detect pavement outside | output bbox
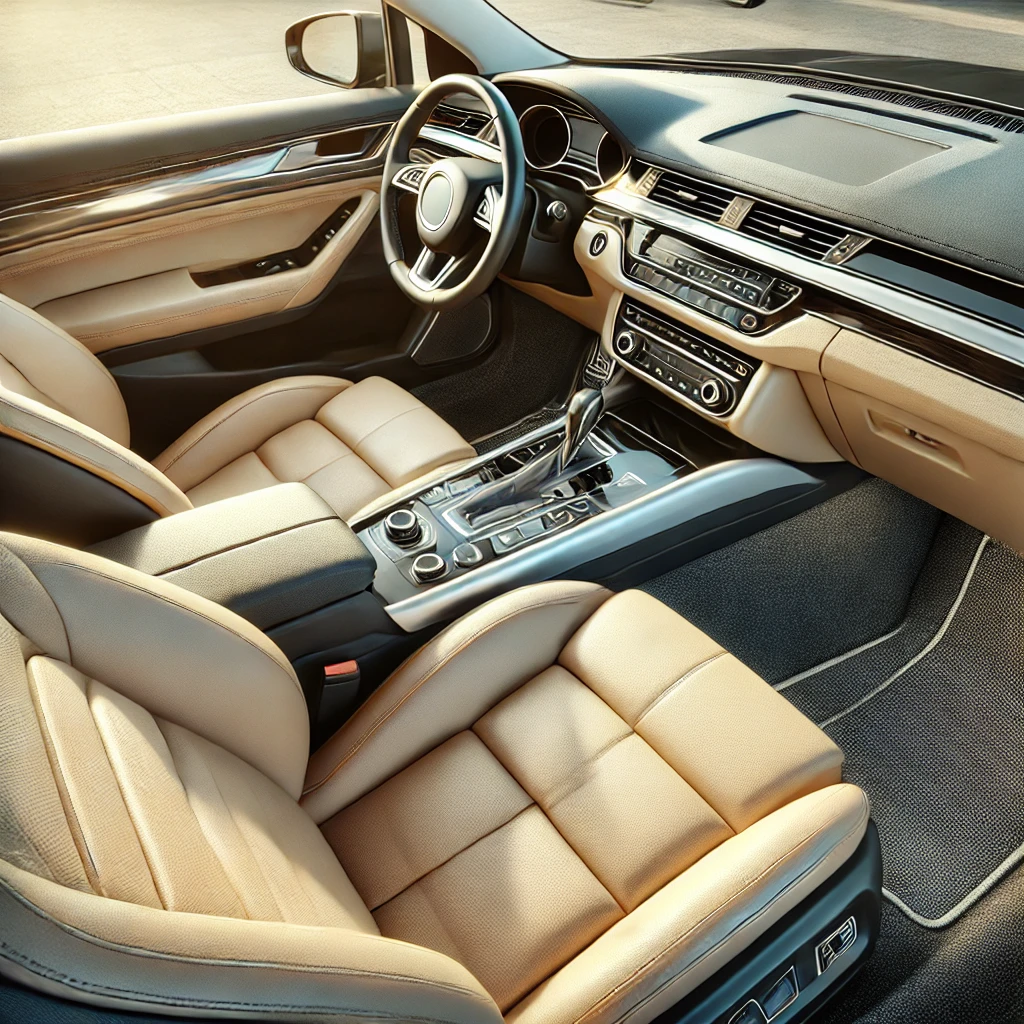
[1,0,1023,141]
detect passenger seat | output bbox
[0,533,876,1023]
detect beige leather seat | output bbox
[0,531,870,1023]
[0,293,476,521]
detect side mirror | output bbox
[285,12,387,89]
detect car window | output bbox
[0,1,383,141]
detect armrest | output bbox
[90,483,376,629]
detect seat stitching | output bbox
[544,732,634,811]
[86,679,169,911]
[0,878,498,1013]
[159,381,349,473]
[155,722,259,923]
[570,791,871,1024]
[347,406,424,455]
[302,592,608,795]
[470,729,628,916]
[632,653,728,728]
[24,667,98,891]
[362,803,538,913]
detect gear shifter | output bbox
[460,388,606,521]
[560,388,605,469]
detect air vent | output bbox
[428,103,491,137]
[739,201,848,258]
[648,169,738,222]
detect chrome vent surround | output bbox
[428,103,492,137]
[646,169,738,222]
[739,201,849,258]
[632,164,865,262]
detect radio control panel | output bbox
[612,301,759,417]
[625,222,802,333]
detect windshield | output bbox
[487,0,1024,82]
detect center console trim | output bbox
[383,458,819,631]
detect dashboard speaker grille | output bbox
[739,201,848,258]
[647,169,738,222]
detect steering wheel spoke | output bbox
[473,185,501,233]
[392,162,427,195]
[408,247,459,292]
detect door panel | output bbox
[2,180,380,351]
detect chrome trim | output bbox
[384,458,818,631]
[417,124,501,163]
[598,186,1024,368]
[626,228,803,315]
[408,248,457,291]
[0,121,395,255]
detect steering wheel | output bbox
[381,74,526,312]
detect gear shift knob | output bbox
[560,388,605,469]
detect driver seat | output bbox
[0,293,476,529]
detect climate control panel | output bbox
[612,301,759,417]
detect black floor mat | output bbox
[412,285,591,445]
[783,524,1024,927]
[641,478,942,684]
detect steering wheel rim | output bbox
[381,74,526,312]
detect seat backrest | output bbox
[0,293,130,445]
[0,532,498,1024]
[0,294,191,541]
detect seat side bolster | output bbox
[153,376,352,493]
[506,783,871,1024]
[0,861,503,1024]
[302,580,613,823]
[0,389,190,517]
[0,532,309,800]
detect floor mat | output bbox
[782,524,1024,927]
[641,477,942,684]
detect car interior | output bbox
[0,2,1022,1022]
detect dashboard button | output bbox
[452,543,484,568]
[411,552,447,584]
[589,231,608,257]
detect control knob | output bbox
[411,552,447,584]
[699,378,729,412]
[614,330,639,357]
[384,508,421,546]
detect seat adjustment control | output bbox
[411,552,447,584]
[384,509,421,546]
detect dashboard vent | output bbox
[428,103,491,137]
[647,170,738,222]
[739,201,848,258]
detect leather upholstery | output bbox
[0,539,869,1024]
[155,374,477,520]
[315,586,861,1020]
[0,291,475,524]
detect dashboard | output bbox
[418,66,1024,554]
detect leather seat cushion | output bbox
[317,588,862,1018]
[157,375,476,520]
